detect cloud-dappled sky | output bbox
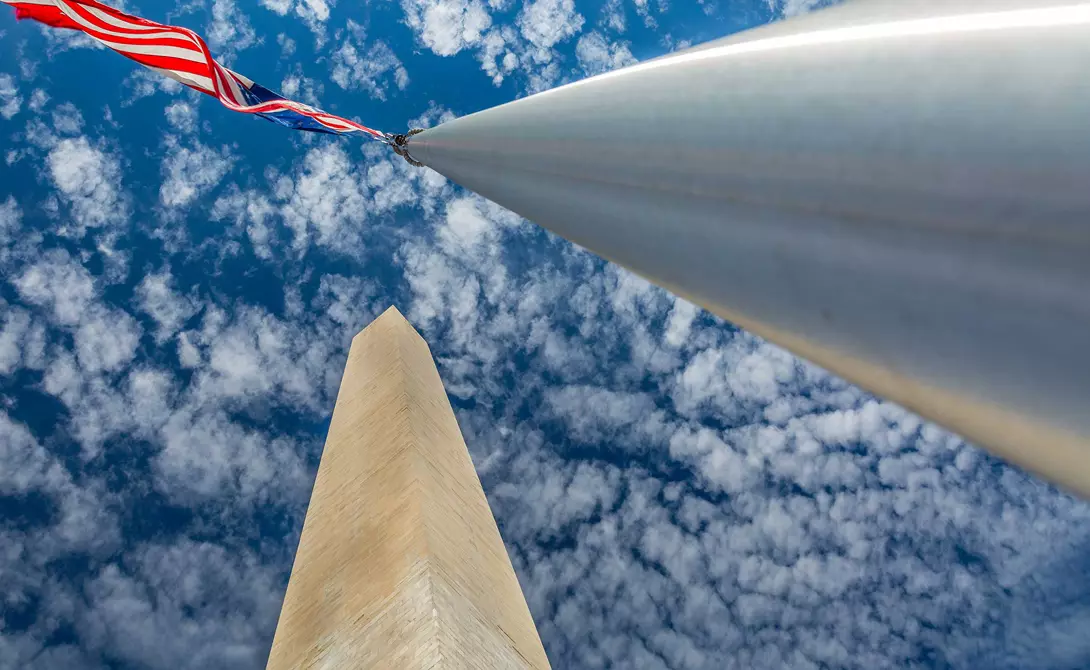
[2,0,1090,668]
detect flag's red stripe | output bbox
[213,64,243,105]
[13,4,80,29]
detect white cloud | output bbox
[278,68,324,106]
[80,541,284,670]
[397,0,585,88]
[259,0,293,12]
[277,32,296,56]
[545,385,660,443]
[477,26,520,84]
[0,307,46,375]
[507,0,586,90]
[770,0,829,18]
[159,138,235,209]
[51,102,84,135]
[259,0,334,41]
[184,301,367,414]
[518,0,584,51]
[401,0,493,56]
[277,144,368,253]
[663,298,699,348]
[74,308,141,375]
[600,0,626,32]
[0,195,37,267]
[671,335,811,419]
[311,273,379,329]
[0,73,21,119]
[211,187,280,259]
[206,0,259,62]
[15,251,141,380]
[123,68,185,105]
[0,412,68,496]
[28,88,49,113]
[164,101,198,134]
[177,331,202,368]
[136,270,200,343]
[330,21,410,99]
[0,411,119,560]
[156,408,309,505]
[46,137,128,236]
[627,0,664,28]
[15,251,96,326]
[575,31,636,76]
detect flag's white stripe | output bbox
[53,2,202,54]
[81,3,175,33]
[98,38,207,63]
[55,4,198,44]
[317,116,352,129]
[149,67,215,93]
[90,26,194,42]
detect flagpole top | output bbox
[387,128,425,167]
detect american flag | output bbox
[3,0,387,139]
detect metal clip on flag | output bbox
[1,0,421,147]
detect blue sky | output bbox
[2,0,1090,668]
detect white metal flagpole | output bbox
[407,0,1090,496]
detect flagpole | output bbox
[407,0,1090,495]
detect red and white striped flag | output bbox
[4,0,388,138]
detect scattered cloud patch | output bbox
[206,0,259,62]
[477,26,521,84]
[401,0,493,56]
[279,69,324,106]
[0,73,21,119]
[16,251,140,378]
[164,101,199,134]
[518,0,584,51]
[51,102,84,135]
[575,30,636,76]
[600,0,626,32]
[259,0,334,41]
[123,69,186,105]
[398,0,587,89]
[277,32,297,57]
[771,0,832,17]
[46,137,128,236]
[330,21,410,99]
[136,270,200,343]
[159,138,235,210]
[277,145,368,253]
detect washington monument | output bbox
[265,307,551,669]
